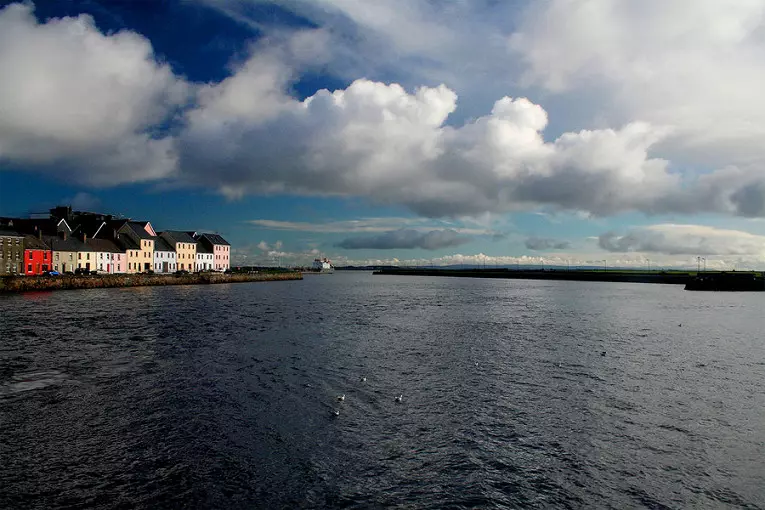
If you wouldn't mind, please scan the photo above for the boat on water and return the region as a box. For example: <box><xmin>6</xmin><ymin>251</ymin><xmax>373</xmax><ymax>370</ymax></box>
<box><xmin>308</xmin><ymin>257</ymin><xmax>334</xmax><ymax>274</ymax></box>
<box><xmin>685</xmin><ymin>272</ymin><xmax>765</xmax><ymax>291</ymax></box>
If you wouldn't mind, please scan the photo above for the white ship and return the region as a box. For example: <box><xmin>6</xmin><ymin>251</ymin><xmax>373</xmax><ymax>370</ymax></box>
<box><xmin>311</xmin><ymin>257</ymin><xmax>335</xmax><ymax>273</ymax></box>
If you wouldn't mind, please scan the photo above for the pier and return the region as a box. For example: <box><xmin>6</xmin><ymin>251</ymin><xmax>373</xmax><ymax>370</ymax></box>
<box><xmin>372</xmin><ymin>268</ymin><xmax>764</xmax><ymax>289</ymax></box>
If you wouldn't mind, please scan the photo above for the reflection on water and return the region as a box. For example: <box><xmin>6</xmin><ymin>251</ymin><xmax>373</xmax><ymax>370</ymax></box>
<box><xmin>1</xmin><ymin>274</ymin><xmax>764</xmax><ymax>509</ymax></box>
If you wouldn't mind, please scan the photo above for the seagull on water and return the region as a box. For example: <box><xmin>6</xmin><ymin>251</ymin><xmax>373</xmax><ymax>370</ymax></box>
<box><xmin>332</xmin><ymin>409</ymin><xmax>340</xmax><ymax>417</ymax></box>
<box><xmin>395</xmin><ymin>394</ymin><xmax>403</xmax><ymax>403</ymax></box>
<box><xmin>337</xmin><ymin>394</ymin><xmax>345</xmax><ymax>402</ymax></box>
<box><xmin>360</xmin><ymin>377</ymin><xmax>367</xmax><ymax>382</ymax></box>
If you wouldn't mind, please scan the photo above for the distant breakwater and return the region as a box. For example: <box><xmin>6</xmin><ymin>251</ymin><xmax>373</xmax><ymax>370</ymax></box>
<box><xmin>374</xmin><ymin>268</ymin><xmax>693</xmax><ymax>285</ymax></box>
<box><xmin>0</xmin><ymin>272</ymin><xmax>302</xmax><ymax>293</ymax></box>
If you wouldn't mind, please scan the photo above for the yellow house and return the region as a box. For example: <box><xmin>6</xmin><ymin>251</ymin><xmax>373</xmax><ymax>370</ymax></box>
<box><xmin>159</xmin><ymin>231</ymin><xmax>197</xmax><ymax>272</ymax></box>
<box><xmin>117</xmin><ymin>222</ymin><xmax>156</xmax><ymax>273</ymax></box>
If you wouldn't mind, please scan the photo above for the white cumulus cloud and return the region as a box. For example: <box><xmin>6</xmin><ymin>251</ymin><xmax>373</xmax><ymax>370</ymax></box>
<box><xmin>0</xmin><ymin>3</ymin><xmax>189</xmax><ymax>185</ymax></box>
<box><xmin>178</xmin><ymin>42</ymin><xmax>679</xmax><ymax>218</ymax></box>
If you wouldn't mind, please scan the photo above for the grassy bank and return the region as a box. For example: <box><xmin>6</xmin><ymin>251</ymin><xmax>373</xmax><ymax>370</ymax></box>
<box><xmin>0</xmin><ymin>271</ymin><xmax>302</xmax><ymax>293</ymax></box>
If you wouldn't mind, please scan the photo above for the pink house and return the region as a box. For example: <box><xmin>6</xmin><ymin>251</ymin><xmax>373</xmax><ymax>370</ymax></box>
<box><xmin>194</xmin><ymin>233</ymin><xmax>230</xmax><ymax>272</ymax></box>
<box><xmin>85</xmin><ymin>238</ymin><xmax>126</xmax><ymax>274</ymax></box>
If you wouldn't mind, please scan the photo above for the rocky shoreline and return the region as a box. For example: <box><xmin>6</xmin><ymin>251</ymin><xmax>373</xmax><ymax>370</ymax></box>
<box><xmin>0</xmin><ymin>272</ymin><xmax>302</xmax><ymax>293</ymax></box>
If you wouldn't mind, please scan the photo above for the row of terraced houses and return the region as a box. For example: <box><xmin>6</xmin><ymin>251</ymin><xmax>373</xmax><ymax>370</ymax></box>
<box><xmin>0</xmin><ymin>206</ymin><xmax>230</xmax><ymax>276</ymax></box>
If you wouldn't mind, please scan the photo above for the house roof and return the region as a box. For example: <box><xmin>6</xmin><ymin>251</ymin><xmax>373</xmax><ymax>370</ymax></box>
<box><xmin>115</xmin><ymin>234</ymin><xmax>140</xmax><ymax>251</ymax></box>
<box><xmin>0</xmin><ymin>228</ymin><xmax>23</xmax><ymax>238</ymax></box>
<box><xmin>43</xmin><ymin>235</ymin><xmax>91</xmax><ymax>252</ymax></box>
<box><xmin>196</xmin><ymin>242</ymin><xmax>213</xmax><ymax>254</ymax></box>
<box><xmin>121</xmin><ymin>221</ymin><xmax>153</xmax><ymax>240</ymax></box>
<box><xmin>160</xmin><ymin>230</ymin><xmax>196</xmax><ymax>245</ymax></box>
<box><xmin>197</xmin><ymin>233</ymin><xmax>230</xmax><ymax>246</ymax></box>
<box><xmin>23</xmin><ymin>235</ymin><xmax>50</xmax><ymax>250</ymax></box>
<box><xmin>86</xmin><ymin>238</ymin><xmax>124</xmax><ymax>253</ymax></box>
<box><xmin>153</xmin><ymin>237</ymin><xmax>175</xmax><ymax>253</ymax></box>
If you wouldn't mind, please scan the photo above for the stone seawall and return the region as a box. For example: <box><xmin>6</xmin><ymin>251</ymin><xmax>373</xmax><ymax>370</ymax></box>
<box><xmin>0</xmin><ymin>272</ymin><xmax>302</xmax><ymax>293</ymax></box>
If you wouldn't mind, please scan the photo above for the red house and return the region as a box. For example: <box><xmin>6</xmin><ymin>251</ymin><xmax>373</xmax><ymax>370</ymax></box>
<box><xmin>24</xmin><ymin>235</ymin><xmax>52</xmax><ymax>275</ymax></box>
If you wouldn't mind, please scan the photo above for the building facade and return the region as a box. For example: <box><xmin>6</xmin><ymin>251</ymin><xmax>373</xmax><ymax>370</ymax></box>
<box><xmin>23</xmin><ymin>235</ymin><xmax>52</xmax><ymax>275</ymax></box>
<box><xmin>0</xmin><ymin>230</ymin><xmax>24</xmax><ymax>275</ymax></box>
<box><xmin>153</xmin><ymin>237</ymin><xmax>176</xmax><ymax>273</ymax></box>
<box><xmin>86</xmin><ymin>238</ymin><xmax>125</xmax><ymax>274</ymax></box>
<box><xmin>196</xmin><ymin>244</ymin><xmax>214</xmax><ymax>271</ymax></box>
<box><xmin>46</xmin><ymin>235</ymin><xmax>86</xmax><ymax>273</ymax></box>
<box><xmin>160</xmin><ymin>231</ymin><xmax>197</xmax><ymax>271</ymax></box>
<box><xmin>118</xmin><ymin>222</ymin><xmax>155</xmax><ymax>273</ymax></box>
<box><xmin>196</xmin><ymin>233</ymin><xmax>231</xmax><ymax>272</ymax></box>
<box><xmin>76</xmin><ymin>240</ymin><xmax>96</xmax><ymax>272</ymax></box>
<box><xmin>3</xmin><ymin>207</ymin><xmax>233</xmax><ymax>275</ymax></box>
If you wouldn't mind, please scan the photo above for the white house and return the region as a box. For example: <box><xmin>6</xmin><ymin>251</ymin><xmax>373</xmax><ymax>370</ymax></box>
<box><xmin>153</xmin><ymin>237</ymin><xmax>177</xmax><ymax>273</ymax></box>
<box><xmin>195</xmin><ymin>243</ymin><xmax>214</xmax><ymax>271</ymax></box>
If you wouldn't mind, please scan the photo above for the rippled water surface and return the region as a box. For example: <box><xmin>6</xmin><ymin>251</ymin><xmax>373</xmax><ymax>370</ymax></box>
<box><xmin>1</xmin><ymin>273</ymin><xmax>764</xmax><ymax>509</ymax></box>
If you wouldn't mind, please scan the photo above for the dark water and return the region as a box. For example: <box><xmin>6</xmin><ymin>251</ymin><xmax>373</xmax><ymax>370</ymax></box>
<box><xmin>1</xmin><ymin>273</ymin><xmax>764</xmax><ymax>509</ymax></box>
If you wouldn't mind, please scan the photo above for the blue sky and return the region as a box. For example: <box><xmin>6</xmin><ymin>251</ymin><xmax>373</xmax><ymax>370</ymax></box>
<box><xmin>1</xmin><ymin>0</ymin><xmax>764</xmax><ymax>269</ymax></box>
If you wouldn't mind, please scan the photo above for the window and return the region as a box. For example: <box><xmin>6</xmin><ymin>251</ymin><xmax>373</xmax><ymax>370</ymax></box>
<box><xmin>29</xmin><ymin>252</ymin><xmax>33</xmax><ymax>259</ymax></box>
<box><xmin>87</xmin><ymin>253</ymin><xmax>90</xmax><ymax>260</ymax></box>
<box><xmin>78</xmin><ymin>253</ymin><xmax>81</xmax><ymax>259</ymax></box>
<box><xmin>56</xmin><ymin>253</ymin><xmax>59</xmax><ymax>260</ymax></box>
<box><xmin>27</xmin><ymin>264</ymin><xmax>32</xmax><ymax>272</ymax></box>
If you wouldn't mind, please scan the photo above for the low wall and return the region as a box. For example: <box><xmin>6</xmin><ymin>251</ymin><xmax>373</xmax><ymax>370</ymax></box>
<box><xmin>0</xmin><ymin>272</ymin><xmax>302</xmax><ymax>293</ymax></box>
<box><xmin>373</xmin><ymin>268</ymin><xmax>693</xmax><ymax>285</ymax></box>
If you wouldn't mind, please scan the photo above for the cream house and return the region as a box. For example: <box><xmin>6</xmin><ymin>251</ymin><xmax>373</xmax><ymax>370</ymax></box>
<box><xmin>45</xmin><ymin>234</ymin><xmax>86</xmax><ymax>273</ymax></box>
<box><xmin>160</xmin><ymin>231</ymin><xmax>197</xmax><ymax>271</ymax></box>
<box><xmin>118</xmin><ymin>222</ymin><xmax>156</xmax><ymax>273</ymax></box>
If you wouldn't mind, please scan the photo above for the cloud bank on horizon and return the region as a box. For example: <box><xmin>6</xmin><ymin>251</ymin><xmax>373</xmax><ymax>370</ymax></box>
<box><xmin>1</xmin><ymin>0</ymin><xmax>765</xmax><ymax>264</ymax></box>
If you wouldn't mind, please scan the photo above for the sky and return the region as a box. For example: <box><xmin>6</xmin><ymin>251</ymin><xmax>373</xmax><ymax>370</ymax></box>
<box><xmin>0</xmin><ymin>0</ymin><xmax>764</xmax><ymax>269</ymax></box>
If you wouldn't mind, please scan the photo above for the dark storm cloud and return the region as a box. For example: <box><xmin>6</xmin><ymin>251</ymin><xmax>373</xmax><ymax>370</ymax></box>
<box><xmin>524</xmin><ymin>237</ymin><xmax>570</xmax><ymax>250</ymax></box>
<box><xmin>336</xmin><ymin>229</ymin><xmax>472</xmax><ymax>250</ymax></box>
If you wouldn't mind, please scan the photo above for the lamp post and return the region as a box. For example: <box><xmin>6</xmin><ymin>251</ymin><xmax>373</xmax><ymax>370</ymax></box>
<box><xmin>603</xmin><ymin>259</ymin><xmax>607</xmax><ymax>272</ymax></box>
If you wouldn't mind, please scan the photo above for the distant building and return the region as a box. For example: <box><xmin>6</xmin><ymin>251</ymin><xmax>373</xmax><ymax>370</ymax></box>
<box><xmin>160</xmin><ymin>231</ymin><xmax>197</xmax><ymax>272</ymax></box>
<box><xmin>153</xmin><ymin>237</ymin><xmax>176</xmax><ymax>273</ymax></box>
<box><xmin>118</xmin><ymin>222</ymin><xmax>155</xmax><ymax>273</ymax></box>
<box><xmin>1</xmin><ymin>206</ymin><xmax>231</xmax><ymax>275</ymax></box>
<box><xmin>86</xmin><ymin>238</ymin><xmax>125</xmax><ymax>274</ymax></box>
<box><xmin>0</xmin><ymin>229</ymin><xmax>24</xmax><ymax>275</ymax></box>
<box><xmin>195</xmin><ymin>241</ymin><xmax>214</xmax><ymax>271</ymax></box>
<box><xmin>195</xmin><ymin>233</ymin><xmax>231</xmax><ymax>272</ymax></box>
<box><xmin>23</xmin><ymin>235</ymin><xmax>52</xmax><ymax>275</ymax></box>
<box><xmin>45</xmin><ymin>233</ymin><xmax>87</xmax><ymax>273</ymax></box>
<box><xmin>0</xmin><ymin>217</ymin><xmax>72</xmax><ymax>237</ymax></box>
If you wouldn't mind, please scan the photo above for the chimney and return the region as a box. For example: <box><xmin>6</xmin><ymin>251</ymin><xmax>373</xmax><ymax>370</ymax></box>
<box><xmin>62</xmin><ymin>231</ymin><xmax>67</xmax><ymax>241</ymax></box>
<box><xmin>82</xmin><ymin>233</ymin><xmax>87</xmax><ymax>243</ymax></box>
<box><xmin>38</xmin><ymin>229</ymin><xmax>42</xmax><ymax>241</ymax></box>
